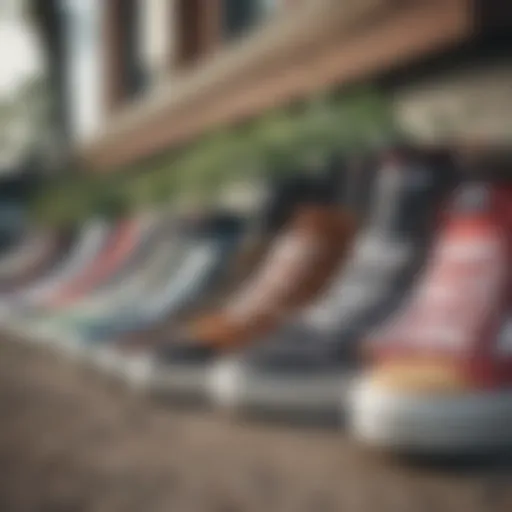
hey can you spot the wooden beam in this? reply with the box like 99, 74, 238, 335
84, 0, 474, 170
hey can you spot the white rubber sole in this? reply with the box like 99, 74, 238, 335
3, 316, 153, 389
88, 345, 154, 390
4, 319, 91, 363
88, 344, 123, 374
350, 377, 512, 454
150, 361, 211, 402
210, 357, 356, 420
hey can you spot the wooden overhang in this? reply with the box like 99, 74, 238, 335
80, 0, 496, 171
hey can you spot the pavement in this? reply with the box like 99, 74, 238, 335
0, 336, 511, 512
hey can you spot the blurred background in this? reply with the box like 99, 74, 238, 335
0, 1, 511, 511
1, 0, 510, 223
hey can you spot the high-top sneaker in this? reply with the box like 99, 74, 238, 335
0, 229, 75, 292
18, 221, 110, 307
351, 180, 512, 453
181, 156, 361, 349
46, 218, 147, 308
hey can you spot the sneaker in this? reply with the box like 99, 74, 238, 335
350, 180, 512, 454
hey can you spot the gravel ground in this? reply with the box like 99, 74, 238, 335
0, 337, 511, 512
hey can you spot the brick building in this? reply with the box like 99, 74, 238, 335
33, 0, 512, 175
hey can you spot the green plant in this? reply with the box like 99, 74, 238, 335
31, 87, 397, 225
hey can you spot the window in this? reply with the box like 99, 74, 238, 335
118, 0, 147, 98
223, 0, 262, 40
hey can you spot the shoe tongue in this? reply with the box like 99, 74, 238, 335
451, 181, 492, 215
366, 155, 450, 240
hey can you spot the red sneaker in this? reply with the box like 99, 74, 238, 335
350, 181, 512, 454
